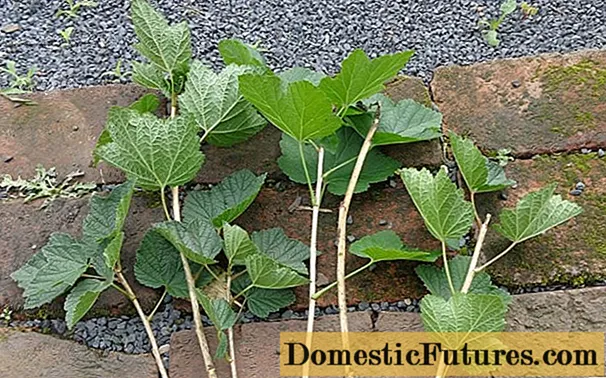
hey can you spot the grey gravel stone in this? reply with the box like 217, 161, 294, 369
378, 219, 388, 226
358, 301, 370, 311
598, 149, 605, 158
570, 189, 583, 196
575, 182, 586, 191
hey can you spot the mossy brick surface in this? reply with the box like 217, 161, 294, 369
432, 50, 606, 157
476, 153, 606, 288
0, 195, 162, 317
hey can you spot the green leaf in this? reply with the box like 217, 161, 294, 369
350, 230, 441, 263
416, 256, 511, 304
450, 132, 515, 194
484, 30, 500, 47
179, 61, 266, 147
319, 49, 413, 108
232, 274, 295, 318
500, 0, 517, 16
348, 94, 442, 146
494, 184, 582, 243
399, 167, 474, 245
420, 293, 507, 333
278, 67, 326, 86
129, 93, 161, 114
183, 170, 265, 228
278, 128, 400, 195
245, 254, 308, 289
132, 61, 171, 96
92, 129, 112, 167
154, 220, 222, 265
215, 332, 229, 360
134, 230, 187, 298
196, 291, 237, 331
83, 180, 135, 244
64, 279, 111, 329
103, 232, 124, 270
95, 109, 204, 191
131, 0, 191, 74
11, 233, 95, 309
239, 73, 342, 141
218, 39, 267, 69
251, 228, 310, 275
223, 223, 259, 266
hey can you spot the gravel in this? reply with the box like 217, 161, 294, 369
1, 0, 606, 91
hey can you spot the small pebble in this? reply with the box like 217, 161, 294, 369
575, 182, 586, 191
598, 149, 605, 158
371, 303, 381, 311
346, 234, 356, 243
346, 215, 353, 225
378, 219, 388, 226
358, 302, 370, 311
511, 79, 521, 88
569, 189, 582, 196
1, 23, 20, 33
581, 148, 592, 154
72, 126, 79, 131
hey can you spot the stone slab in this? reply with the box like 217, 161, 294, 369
0, 84, 151, 184
0, 329, 157, 378
171, 287, 606, 378
432, 50, 606, 157
475, 152, 606, 288
0, 194, 163, 315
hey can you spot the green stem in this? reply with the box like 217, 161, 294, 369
234, 284, 254, 300
204, 264, 220, 281
322, 156, 357, 179
111, 282, 133, 300
159, 188, 171, 221
147, 290, 167, 322
475, 241, 518, 272
470, 192, 482, 227
312, 261, 373, 300
298, 141, 317, 206
81, 273, 107, 280
441, 242, 456, 294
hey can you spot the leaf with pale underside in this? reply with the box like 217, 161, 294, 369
134, 230, 188, 298
131, 0, 191, 75
11, 233, 96, 309
153, 220, 222, 265
132, 61, 171, 96
348, 94, 442, 146
278, 67, 326, 86
350, 230, 441, 263
494, 184, 582, 243
399, 167, 474, 246
179, 61, 266, 147
450, 132, 515, 193
416, 256, 511, 304
218, 39, 267, 69
239, 73, 341, 141
95, 109, 204, 191
65, 279, 111, 329
183, 170, 265, 228
319, 49, 413, 108
421, 293, 507, 333
245, 254, 308, 289
278, 128, 400, 195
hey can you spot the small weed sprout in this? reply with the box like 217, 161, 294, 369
521, 1, 539, 17
1, 307, 12, 323
0, 60, 37, 105
101, 59, 131, 82
495, 148, 514, 167
479, 0, 517, 47
55, 0, 97, 18
59, 27, 75, 47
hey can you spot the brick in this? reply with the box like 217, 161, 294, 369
475, 152, 606, 288
234, 184, 439, 309
0, 84, 151, 184
0, 195, 162, 315
432, 50, 606, 157
0, 329, 157, 378
170, 313, 373, 378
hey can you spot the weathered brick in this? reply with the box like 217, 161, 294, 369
0, 195, 162, 315
432, 50, 606, 157
234, 184, 439, 309
0, 84, 151, 184
475, 152, 606, 288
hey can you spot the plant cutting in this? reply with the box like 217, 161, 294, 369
239, 46, 444, 374
399, 132, 582, 377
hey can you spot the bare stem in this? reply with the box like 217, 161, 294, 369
475, 241, 518, 273
226, 274, 238, 378
336, 109, 380, 356
116, 272, 168, 378
441, 242, 456, 294
172, 186, 218, 378
470, 192, 482, 228
461, 214, 491, 294
147, 289, 167, 322
303, 147, 324, 378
